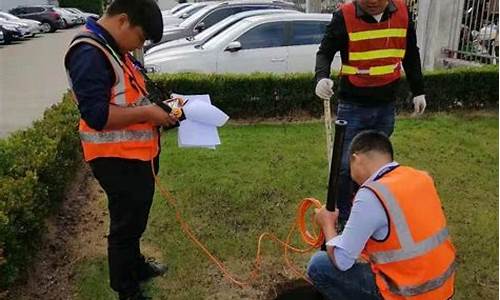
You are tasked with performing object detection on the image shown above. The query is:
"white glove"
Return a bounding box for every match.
[413,95,427,115]
[315,78,334,100]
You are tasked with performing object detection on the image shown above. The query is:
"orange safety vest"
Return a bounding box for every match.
[341,0,408,87]
[64,32,159,162]
[361,166,456,300]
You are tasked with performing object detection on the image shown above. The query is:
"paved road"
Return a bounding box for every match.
[0,26,82,138]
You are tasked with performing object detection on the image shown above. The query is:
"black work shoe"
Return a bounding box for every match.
[138,258,168,282]
[119,290,152,300]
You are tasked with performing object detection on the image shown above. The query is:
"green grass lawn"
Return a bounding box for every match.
[75,113,498,299]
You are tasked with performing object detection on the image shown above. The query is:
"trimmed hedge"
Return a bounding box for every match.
[152,65,499,119]
[59,0,104,15]
[0,95,80,289]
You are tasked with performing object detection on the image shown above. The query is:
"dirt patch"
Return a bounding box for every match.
[7,164,106,300]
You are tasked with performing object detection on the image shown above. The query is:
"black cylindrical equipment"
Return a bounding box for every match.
[326,120,347,212]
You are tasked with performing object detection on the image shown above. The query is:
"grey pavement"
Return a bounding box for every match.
[0,1,177,139]
[0,26,82,138]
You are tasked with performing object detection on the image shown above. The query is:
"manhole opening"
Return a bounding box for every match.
[271,279,324,300]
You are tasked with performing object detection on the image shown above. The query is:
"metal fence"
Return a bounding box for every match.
[443,0,499,64]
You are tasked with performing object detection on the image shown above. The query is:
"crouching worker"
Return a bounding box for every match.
[64,0,177,299]
[307,131,456,300]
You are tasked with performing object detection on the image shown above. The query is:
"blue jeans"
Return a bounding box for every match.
[307,251,382,300]
[335,102,395,224]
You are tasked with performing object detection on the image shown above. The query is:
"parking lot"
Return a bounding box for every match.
[0,26,81,138]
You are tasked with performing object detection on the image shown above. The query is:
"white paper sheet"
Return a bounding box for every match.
[174,94,228,149]
[183,101,229,127]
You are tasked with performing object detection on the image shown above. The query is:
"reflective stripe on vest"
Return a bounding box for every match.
[349,28,407,41]
[341,64,400,76]
[380,260,457,297]
[68,37,128,106]
[349,48,406,61]
[364,181,451,264]
[80,130,155,144]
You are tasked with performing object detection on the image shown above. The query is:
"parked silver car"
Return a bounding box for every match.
[145,0,300,50]
[0,12,41,37]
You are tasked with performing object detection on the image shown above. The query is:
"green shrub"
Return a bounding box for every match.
[59,0,104,15]
[152,65,498,118]
[0,94,80,289]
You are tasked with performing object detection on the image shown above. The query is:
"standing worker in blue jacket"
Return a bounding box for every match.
[314,0,427,226]
[64,0,177,299]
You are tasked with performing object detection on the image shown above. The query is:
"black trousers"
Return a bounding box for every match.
[90,156,159,295]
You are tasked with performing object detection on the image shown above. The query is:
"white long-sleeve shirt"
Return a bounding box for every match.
[326,162,400,271]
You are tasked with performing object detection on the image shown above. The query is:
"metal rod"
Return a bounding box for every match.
[323,100,333,167]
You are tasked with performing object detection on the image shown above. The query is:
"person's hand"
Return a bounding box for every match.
[315,78,334,100]
[314,205,339,230]
[147,104,178,127]
[412,95,427,115]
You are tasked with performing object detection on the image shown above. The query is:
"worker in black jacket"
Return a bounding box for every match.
[314,0,426,227]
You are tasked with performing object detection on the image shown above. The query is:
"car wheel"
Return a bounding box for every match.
[62,19,67,28]
[40,22,51,33]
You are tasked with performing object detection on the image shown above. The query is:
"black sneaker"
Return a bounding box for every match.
[138,258,168,282]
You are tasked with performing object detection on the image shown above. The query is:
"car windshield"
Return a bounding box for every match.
[173,4,205,18]
[194,10,297,42]
[201,18,252,49]
[193,13,245,41]
[171,3,191,14]
[179,4,218,28]
[0,12,19,20]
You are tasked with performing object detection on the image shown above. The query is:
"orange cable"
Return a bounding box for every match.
[152,160,325,288]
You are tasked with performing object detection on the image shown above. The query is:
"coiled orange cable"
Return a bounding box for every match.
[152,161,325,287]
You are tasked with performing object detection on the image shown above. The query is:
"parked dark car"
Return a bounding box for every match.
[145,0,301,50]
[0,24,24,44]
[9,5,64,33]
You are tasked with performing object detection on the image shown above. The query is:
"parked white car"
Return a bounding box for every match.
[54,7,80,28]
[147,9,302,55]
[167,3,193,15]
[0,12,41,37]
[145,13,341,74]
[0,19,29,38]
[64,8,97,23]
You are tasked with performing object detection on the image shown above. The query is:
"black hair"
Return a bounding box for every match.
[349,130,394,160]
[106,0,163,43]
